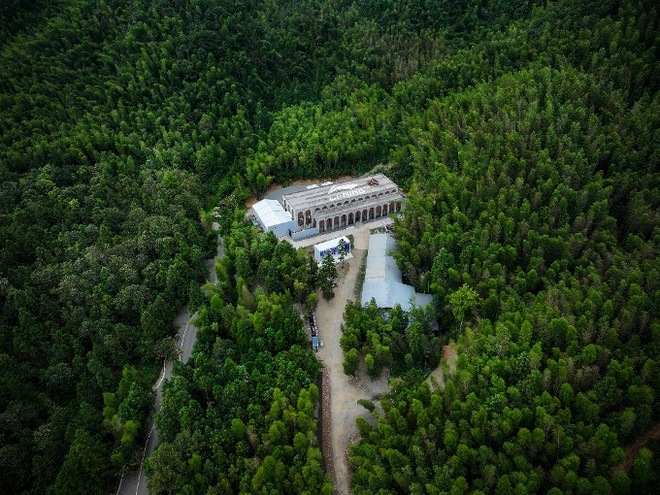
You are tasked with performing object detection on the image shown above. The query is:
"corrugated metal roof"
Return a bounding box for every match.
[282,173,399,210]
[252,199,293,229]
[361,233,433,311]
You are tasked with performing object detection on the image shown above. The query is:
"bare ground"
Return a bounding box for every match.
[426,344,459,391]
[316,225,390,495]
[612,422,660,475]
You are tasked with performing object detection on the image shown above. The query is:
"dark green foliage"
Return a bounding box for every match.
[318,254,338,300]
[347,1,660,493]
[148,221,330,494]
[341,300,441,377]
[1,0,657,493]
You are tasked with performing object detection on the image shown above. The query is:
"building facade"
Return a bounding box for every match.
[281,173,402,233]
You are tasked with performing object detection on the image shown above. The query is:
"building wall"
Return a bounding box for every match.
[281,175,403,233]
[285,191,402,233]
[267,219,296,238]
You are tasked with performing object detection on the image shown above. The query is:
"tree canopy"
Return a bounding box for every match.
[1,0,658,493]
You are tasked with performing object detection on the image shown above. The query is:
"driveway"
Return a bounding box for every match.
[316,225,391,495]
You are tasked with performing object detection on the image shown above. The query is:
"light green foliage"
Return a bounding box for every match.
[1,0,658,493]
[449,284,478,332]
[341,300,440,377]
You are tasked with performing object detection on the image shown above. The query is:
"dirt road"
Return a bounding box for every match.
[316,226,391,495]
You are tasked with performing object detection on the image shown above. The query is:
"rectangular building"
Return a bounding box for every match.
[251,199,296,238]
[361,234,433,311]
[313,236,351,263]
[282,173,402,233]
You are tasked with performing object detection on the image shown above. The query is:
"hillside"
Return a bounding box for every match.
[0,1,658,494]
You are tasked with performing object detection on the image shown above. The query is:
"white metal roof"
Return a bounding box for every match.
[361,233,433,311]
[252,199,293,229]
[314,236,350,252]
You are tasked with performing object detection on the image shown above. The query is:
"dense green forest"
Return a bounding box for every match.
[145,220,332,494]
[0,0,657,494]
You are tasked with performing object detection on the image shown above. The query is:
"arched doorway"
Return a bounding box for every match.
[383,204,388,215]
[334,216,340,229]
[341,214,347,227]
[363,209,368,222]
[319,220,325,232]
[348,212,354,225]
[376,206,382,217]
[369,208,374,220]
[356,210,361,222]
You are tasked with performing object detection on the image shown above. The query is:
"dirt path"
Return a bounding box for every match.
[316,226,390,495]
[426,345,458,391]
[612,422,660,475]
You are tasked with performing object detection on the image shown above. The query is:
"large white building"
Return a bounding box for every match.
[281,173,402,234]
[361,234,433,311]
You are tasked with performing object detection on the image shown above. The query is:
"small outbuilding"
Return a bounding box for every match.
[251,199,296,238]
[313,236,352,263]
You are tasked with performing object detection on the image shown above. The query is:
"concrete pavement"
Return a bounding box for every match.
[116,234,223,495]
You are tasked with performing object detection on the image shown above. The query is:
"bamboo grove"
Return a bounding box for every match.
[0,1,658,494]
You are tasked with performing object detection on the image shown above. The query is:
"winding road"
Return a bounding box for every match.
[117,232,222,495]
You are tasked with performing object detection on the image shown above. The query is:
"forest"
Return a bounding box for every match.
[0,0,657,494]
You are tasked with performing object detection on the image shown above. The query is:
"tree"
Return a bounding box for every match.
[318,254,338,300]
[343,348,360,376]
[448,284,477,332]
[337,238,349,265]
[52,429,107,495]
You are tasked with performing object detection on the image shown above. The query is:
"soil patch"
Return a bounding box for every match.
[612,422,660,475]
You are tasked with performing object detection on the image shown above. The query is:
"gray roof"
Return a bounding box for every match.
[361,234,433,311]
[283,173,399,211]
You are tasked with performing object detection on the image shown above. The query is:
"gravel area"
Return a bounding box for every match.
[316,226,391,495]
